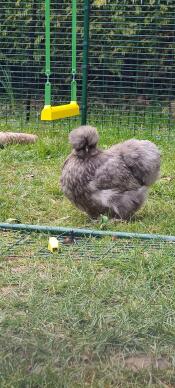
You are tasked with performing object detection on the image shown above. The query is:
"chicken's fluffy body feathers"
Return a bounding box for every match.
[61,126,160,219]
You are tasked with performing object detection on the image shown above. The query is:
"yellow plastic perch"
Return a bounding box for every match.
[41,101,80,121]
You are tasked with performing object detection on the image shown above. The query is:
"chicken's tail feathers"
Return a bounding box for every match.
[69,125,99,150]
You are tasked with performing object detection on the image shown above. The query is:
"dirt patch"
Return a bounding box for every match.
[1,285,17,295]
[5,255,25,261]
[124,354,171,371]
[160,175,174,182]
[11,266,28,274]
[96,268,112,279]
[38,271,48,279]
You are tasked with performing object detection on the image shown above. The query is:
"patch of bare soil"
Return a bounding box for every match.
[124,354,171,372]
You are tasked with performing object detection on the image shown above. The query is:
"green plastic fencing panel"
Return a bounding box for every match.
[0,1,175,135]
[1,229,175,262]
[0,0,83,128]
[88,1,175,135]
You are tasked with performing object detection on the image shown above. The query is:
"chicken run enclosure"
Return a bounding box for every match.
[1,0,175,257]
[1,0,175,133]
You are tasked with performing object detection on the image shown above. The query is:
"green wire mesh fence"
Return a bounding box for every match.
[88,1,175,135]
[0,0,175,134]
[1,229,175,262]
[0,0,83,129]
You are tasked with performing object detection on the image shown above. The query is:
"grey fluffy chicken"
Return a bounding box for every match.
[60,126,160,219]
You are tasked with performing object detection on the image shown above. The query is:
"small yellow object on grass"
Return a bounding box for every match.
[48,237,60,253]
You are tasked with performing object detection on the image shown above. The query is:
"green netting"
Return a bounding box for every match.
[1,230,175,261]
[0,1,175,134]
[0,0,83,128]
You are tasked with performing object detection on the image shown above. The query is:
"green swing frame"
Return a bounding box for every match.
[41,0,80,121]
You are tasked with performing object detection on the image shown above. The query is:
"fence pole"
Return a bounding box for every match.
[71,0,77,102]
[1,223,175,242]
[81,0,90,125]
[44,0,51,106]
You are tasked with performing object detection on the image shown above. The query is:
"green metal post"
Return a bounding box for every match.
[71,0,77,101]
[45,0,51,106]
[81,0,90,125]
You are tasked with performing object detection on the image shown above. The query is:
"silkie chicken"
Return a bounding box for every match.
[60,126,160,219]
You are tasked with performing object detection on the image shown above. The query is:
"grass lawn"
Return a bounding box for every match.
[1,120,175,387]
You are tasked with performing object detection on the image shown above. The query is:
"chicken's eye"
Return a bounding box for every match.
[76,146,85,152]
